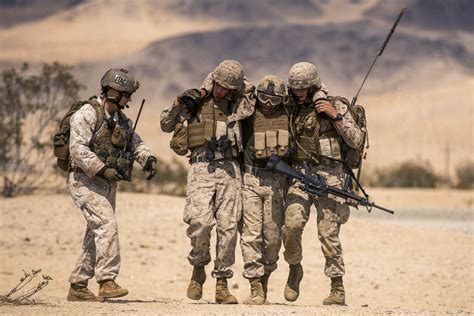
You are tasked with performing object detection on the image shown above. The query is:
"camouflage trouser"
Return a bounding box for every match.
[184,159,242,279]
[240,172,287,279]
[68,171,120,286]
[282,164,350,278]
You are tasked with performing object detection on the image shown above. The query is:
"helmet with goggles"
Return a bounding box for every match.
[256,75,285,106]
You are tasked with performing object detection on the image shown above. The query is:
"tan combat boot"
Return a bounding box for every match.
[284,263,303,301]
[98,280,128,299]
[261,273,271,300]
[243,278,265,305]
[323,276,345,305]
[67,284,103,302]
[187,265,206,300]
[215,278,238,304]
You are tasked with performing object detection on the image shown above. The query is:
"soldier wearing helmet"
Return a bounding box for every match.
[282,62,364,305]
[160,60,254,304]
[238,75,290,305]
[67,68,157,302]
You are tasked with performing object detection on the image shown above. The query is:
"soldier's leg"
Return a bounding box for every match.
[241,173,264,280]
[282,183,311,265]
[184,162,217,268]
[214,160,241,304]
[282,182,312,301]
[213,160,241,279]
[260,174,286,301]
[241,172,265,305]
[68,173,120,286]
[316,198,350,305]
[68,226,96,287]
[184,162,217,300]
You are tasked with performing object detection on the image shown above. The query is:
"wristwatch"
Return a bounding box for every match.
[333,113,343,121]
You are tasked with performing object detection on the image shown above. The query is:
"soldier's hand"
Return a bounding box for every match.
[143,156,158,180]
[178,89,202,112]
[315,99,338,119]
[102,168,122,181]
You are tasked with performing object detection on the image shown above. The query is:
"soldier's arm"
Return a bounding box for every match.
[333,99,364,149]
[200,72,214,96]
[69,104,105,177]
[227,78,256,123]
[160,100,182,133]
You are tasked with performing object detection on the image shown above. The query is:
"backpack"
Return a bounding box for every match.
[53,97,104,171]
[328,96,368,170]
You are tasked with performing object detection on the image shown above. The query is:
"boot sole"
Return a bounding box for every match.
[98,291,129,299]
[67,296,104,302]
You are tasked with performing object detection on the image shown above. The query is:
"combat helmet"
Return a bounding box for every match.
[212,60,244,90]
[101,68,139,94]
[287,62,321,89]
[256,75,286,106]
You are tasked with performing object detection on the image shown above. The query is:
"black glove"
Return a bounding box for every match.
[101,168,122,181]
[178,89,202,113]
[143,156,157,180]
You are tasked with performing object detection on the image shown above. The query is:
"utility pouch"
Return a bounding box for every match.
[254,132,266,159]
[116,156,133,181]
[318,136,341,161]
[266,131,278,156]
[170,122,189,156]
[277,130,289,156]
[111,125,130,149]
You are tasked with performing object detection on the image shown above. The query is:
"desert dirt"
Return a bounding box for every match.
[0,189,473,315]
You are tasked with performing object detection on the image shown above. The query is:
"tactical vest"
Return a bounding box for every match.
[290,103,342,162]
[187,98,238,149]
[90,109,134,171]
[253,107,289,159]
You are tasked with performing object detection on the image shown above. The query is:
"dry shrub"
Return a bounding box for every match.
[371,160,440,188]
[455,160,474,189]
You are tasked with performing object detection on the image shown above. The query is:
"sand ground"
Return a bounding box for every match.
[0,189,473,315]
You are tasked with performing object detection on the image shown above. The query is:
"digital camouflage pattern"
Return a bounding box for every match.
[184,160,242,278]
[283,94,363,278]
[68,97,154,286]
[212,59,245,90]
[240,172,287,279]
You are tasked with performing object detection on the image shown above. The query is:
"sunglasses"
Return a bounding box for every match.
[257,92,282,106]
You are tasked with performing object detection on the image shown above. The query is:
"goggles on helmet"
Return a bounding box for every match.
[257,92,283,106]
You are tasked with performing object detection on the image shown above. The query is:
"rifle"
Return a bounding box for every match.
[116,99,145,181]
[266,155,394,214]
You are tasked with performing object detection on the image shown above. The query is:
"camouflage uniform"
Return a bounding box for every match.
[239,75,289,280]
[68,96,153,286]
[160,60,253,280]
[283,97,364,277]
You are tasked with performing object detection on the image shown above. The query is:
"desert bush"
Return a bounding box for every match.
[455,160,474,189]
[0,62,83,197]
[0,269,52,305]
[371,160,440,188]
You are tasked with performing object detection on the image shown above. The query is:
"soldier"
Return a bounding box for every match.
[67,68,158,302]
[282,62,364,305]
[239,75,289,305]
[160,60,253,304]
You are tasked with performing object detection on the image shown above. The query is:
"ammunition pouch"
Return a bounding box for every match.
[170,122,189,156]
[104,152,134,181]
[111,125,131,148]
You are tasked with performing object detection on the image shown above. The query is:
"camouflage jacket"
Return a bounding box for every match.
[70,96,154,178]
